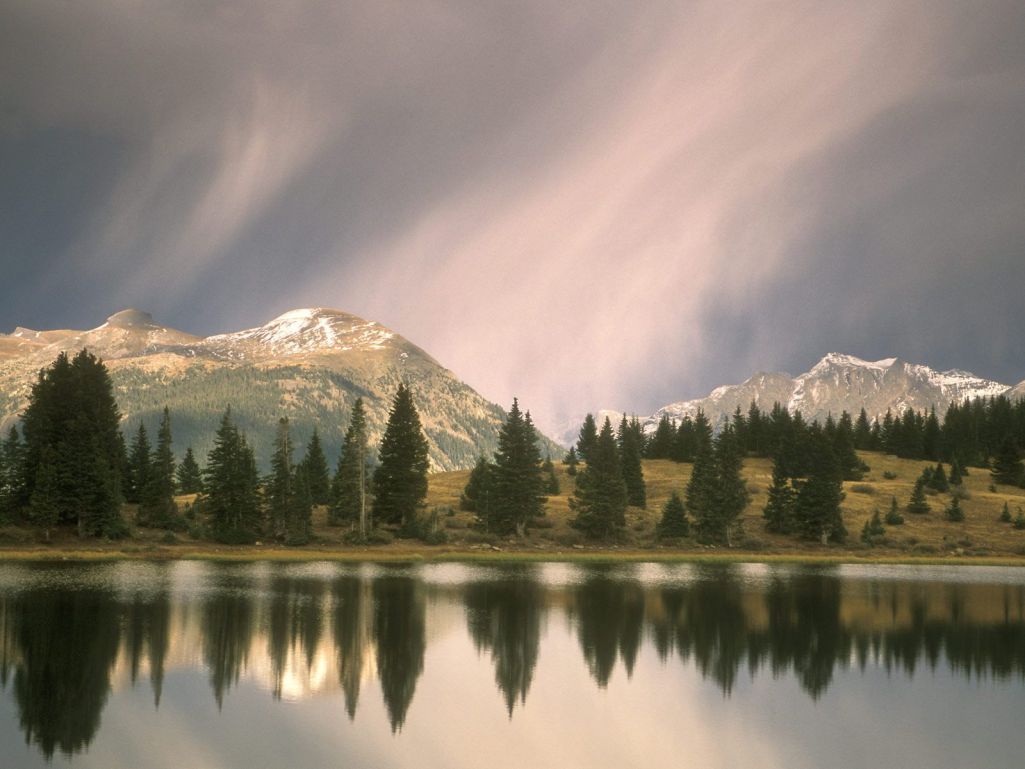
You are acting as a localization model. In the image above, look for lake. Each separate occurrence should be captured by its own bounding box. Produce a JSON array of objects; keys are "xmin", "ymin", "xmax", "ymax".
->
[{"xmin": 0, "ymin": 560, "xmax": 1023, "ymax": 768}]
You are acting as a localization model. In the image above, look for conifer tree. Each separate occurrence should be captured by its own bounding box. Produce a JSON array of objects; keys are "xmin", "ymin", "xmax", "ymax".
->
[
  {"xmin": 853, "ymin": 409, "xmax": 873, "ymax": 450},
  {"xmin": 618, "ymin": 416, "xmax": 646, "ymax": 509},
  {"xmin": 999, "ymin": 502, "xmax": 1012, "ymax": 523},
  {"xmin": 331, "ymin": 398, "xmax": 372, "ymax": 534},
  {"xmin": 647, "ymin": 415, "xmax": 676, "ymax": 460},
  {"xmin": 542, "ymin": 457, "xmax": 560, "ymax": 495},
  {"xmin": 268, "ymin": 417, "xmax": 296, "ymax": 540},
  {"xmin": 792, "ymin": 432, "xmax": 845, "ymax": 544},
  {"xmin": 203, "ymin": 408, "xmax": 261, "ymax": 543},
  {"xmin": 301, "ymin": 428, "xmax": 331, "ymax": 506},
  {"xmin": 948, "ymin": 458, "xmax": 963, "ymax": 487},
  {"xmin": 490, "ymin": 399, "xmax": 546, "ymax": 537},
  {"xmin": 884, "ymin": 496, "xmax": 905, "ymax": 525},
  {"xmin": 0, "ymin": 426, "xmax": 24, "ymax": 521},
  {"xmin": 570, "ymin": 418, "xmax": 626, "ymax": 540},
  {"xmin": 860, "ymin": 510, "xmax": 885, "ymax": 544},
  {"xmin": 287, "ymin": 463, "xmax": 312, "ymax": 545},
  {"xmin": 460, "ymin": 456, "xmax": 495, "ymax": 515},
  {"xmin": 928, "ymin": 462, "xmax": 949, "ymax": 492},
  {"xmin": 126, "ymin": 423, "xmax": 153, "ymax": 505},
  {"xmin": 139, "ymin": 407, "xmax": 177, "ymax": 529},
  {"xmin": 176, "ymin": 447, "xmax": 203, "ymax": 494},
  {"xmin": 28, "ymin": 445, "xmax": 60, "ymax": 540},
  {"xmin": 707, "ymin": 425, "xmax": 749, "ymax": 546},
  {"xmin": 834, "ymin": 412, "xmax": 864, "ymax": 481},
  {"xmin": 576, "ymin": 414, "xmax": 598, "ymax": 463},
  {"xmin": 1015, "ymin": 512, "xmax": 1025, "ymax": 530},
  {"xmin": 763, "ymin": 458, "xmax": 795, "ymax": 534},
  {"xmin": 906, "ymin": 479, "xmax": 931, "ymax": 515},
  {"xmin": 372, "ymin": 384, "xmax": 430, "ymax": 530},
  {"xmin": 944, "ymin": 496, "xmax": 965, "ymax": 522},
  {"xmin": 656, "ymin": 491, "xmax": 690, "ymax": 539},
  {"xmin": 563, "ymin": 446, "xmax": 579, "ymax": 476},
  {"xmin": 991, "ymin": 436, "xmax": 1024, "ymax": 486},
  {"xmin": 684, "ymin": 423, "xmax": 718, "ymax": 543}
]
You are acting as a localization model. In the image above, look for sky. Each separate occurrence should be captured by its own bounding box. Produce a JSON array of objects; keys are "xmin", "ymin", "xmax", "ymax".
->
[{"xmin": 2, "ymin": 0, "xmax": 1025, "ymax": 432}]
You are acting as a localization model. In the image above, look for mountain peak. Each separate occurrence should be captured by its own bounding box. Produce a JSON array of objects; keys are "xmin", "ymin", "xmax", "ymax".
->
[
  {"xmin": 105, "ymin": 309, "xmax": 156, "ymax": 329},
  {"xmin": 812, "ymin": 352, "xmax": 896, "ymax": 372}
]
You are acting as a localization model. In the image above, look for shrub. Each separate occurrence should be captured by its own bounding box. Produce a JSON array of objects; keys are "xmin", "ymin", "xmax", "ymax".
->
[
  {"xmin": 884, "ymin": 497, "xmax": 904, "ymax": 526},
  {"xmin": 882, "ymin": 471, "xmax": 898, "ymax": 480},
  {"xmin": 949, "ymin": 486, "xmax": 971, "ymax": 501},
  {"xmin": 999, "ymin": 502, "xmax": 1012, "ymax": 523},
  {"xmin": 850, "ymin": 483, "xmax": 875, "ymax": 495},
  {"xmin": 1015, "ymin": 513, "xmax": 1025, "ymax": 531}
]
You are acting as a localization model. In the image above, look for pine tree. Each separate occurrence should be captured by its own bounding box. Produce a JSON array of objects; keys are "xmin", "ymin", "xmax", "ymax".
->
[
  {"xmin": 685, "ymin": 424, "xmax": 718, "ymax": 543},
  {"xmin": 853, "ymin": 409, "xmax": 873, "ymax": 450},
  {"xmin": 372, "ymin": 384, "xmax": 430, "ymax": 530},
  {"xmin": 28, "ymin": 445, "xmax": 60, "ymax": 540},
  {"xmin": 656, "ymin": 491, "xmax": 690, "ymax": 539},
  {"xmin": 999, "ymin": 502, "xmax": 1012, "ymax": 523},
  {"xmin": 460, "ymin": 457, "xmax": 495, "ymax": 515},
  {"xmin": 617, "ymin": 416, "xmax": 646, "ymax": 509},
  {"xmin": 948, "ymin": 458, "xmax": 963, "ymax": 487},
  {"xmin": 834, "ymin": 412, "xmax": 864, "ymax": 481},
  {"xmin": 0, "ymin": 426, "xmax": 24, "ymax": 521},
  {"xmin": 991, "ymin": 436, "xmax": 1024, "ymax": 486},
  {"xmin": 763, "ymin": 458, "xmax": 795, "ymax": 534},
  {"xmin": 202, "ymin": 408, "xmax": 261, "ymax": 543},
  {"xmin": 860, "ymin": 510, "xmax": 885, "ymax": 544},
  {"xmin": 792, "ymin": 432, "xmax": 846, "ymax": 544},
  {"xmin": 906, "ymin": 479, "xmax": 931, "ymax": 515},
  {"xmin": 944, "ymin": 496, "xmax": 965, "ymax": 522},
  {"xmin": 927, "ymin": 462, "xmax": 949, "ymax": 492},
  {"xmin": 563, "ymin": 446, "xmax": 579, "ymax": 476},
  {"xmin": 176, "ymin": 447, "xmax": 203, "ymax": 494},
  {"xmin": 709, "ymin": 426, "xmax": 749, "ymax": 546},
  {"xmin": 287, "ymin": 463, "xmax": 312, "ymax": 545},
  {"xmin": 331, "ymin": 398, "xmax": 372, "ymax": 534},
  {"xmin": 570, "ymin": 418, "xmax": 626, "ymax": 540},
  {"xmin": 576, "ymin": 414, "xmax": 598, "ymax": 463},
  {"xmin": 490, "ymin": 399, "xmax": 546, "ymax": 537},
  {"xmin": 126, "ymin": 423, "xmax": 153, "ymax": 505},
  {"xmin": 301, "ymin": 428, "xmax": 331, "ymax": 506},
  {"xmin": 268, "ymin": 418, "xmax": 296, "ymax": 540},
  {"xmin": 884, "ymin": 496, "xmax": 905, "ymax": 525},
  {"xmin": 1014, "ymin": 512, "xmax": 1025, "ymax": 530},
  {"xmin": 647, "ymin": 415, "xmax": 675, "ymax": 460},
  {"xmin": 542, "ymin": 457, "xmax": 560, "ymax": 495},
  {"xmin": 139, "ymin": 407, "xmax": 178, "ymax": 529}
]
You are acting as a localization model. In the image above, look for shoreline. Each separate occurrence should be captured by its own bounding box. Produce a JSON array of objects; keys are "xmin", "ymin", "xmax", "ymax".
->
[{"xmin": 1, "ymin": 544, "xmax": 1024, "ymax": 567}]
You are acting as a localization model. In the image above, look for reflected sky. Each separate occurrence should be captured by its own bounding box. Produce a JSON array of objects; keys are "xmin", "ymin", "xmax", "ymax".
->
[{"xmin": 0, "ymin": 561, "xmax": 1023, "ymax": 768}]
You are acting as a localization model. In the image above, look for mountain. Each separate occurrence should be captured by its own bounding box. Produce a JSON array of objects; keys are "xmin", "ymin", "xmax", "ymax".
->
[
  {"xmin": 0, "ymin": 308, "xmax": 557, "ymax": 471},
  {"xmin": 585, "ymin": 353, "xmax": 1014, "ymax": 438}
]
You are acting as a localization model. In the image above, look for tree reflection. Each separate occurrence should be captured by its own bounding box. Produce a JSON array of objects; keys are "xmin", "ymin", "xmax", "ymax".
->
[
  {"xmin": 332, "ymin": 575, "xmax": 372, "ymax": 720},
  {"xmin": 572, "ymin": 568, "xmax": 646, "ymax": 688},
  {"xmin": 202, "ymin": 583, "xmax": 255, "ymax": 708},
  {"xmin": 464, "ymin": 566, "xmax": 543, "ymax": 715},
  {"xmin": 373, "ymin": 575, "xmax": 425, "ymax": 732}
]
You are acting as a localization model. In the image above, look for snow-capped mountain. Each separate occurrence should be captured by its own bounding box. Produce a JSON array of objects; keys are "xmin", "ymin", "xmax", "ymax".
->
[
  {"xmin": 0, "ymin": 308, "xmax": 554, "ymax": 471},
  {"xmin": 588, "ymin": 353, "xmax": 1015, "ymax": 438}
]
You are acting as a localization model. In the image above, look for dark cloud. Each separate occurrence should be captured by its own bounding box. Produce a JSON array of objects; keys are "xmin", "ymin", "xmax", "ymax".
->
[{"xmin": 1, "ymin": 1, "xmax": 1024, "ymax": 430}]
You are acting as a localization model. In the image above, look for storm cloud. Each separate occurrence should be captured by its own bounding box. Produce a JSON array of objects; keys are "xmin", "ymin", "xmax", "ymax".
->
[{"xmin": 2, "ymin": 0, "xmax": 1024, "ymax": 431}]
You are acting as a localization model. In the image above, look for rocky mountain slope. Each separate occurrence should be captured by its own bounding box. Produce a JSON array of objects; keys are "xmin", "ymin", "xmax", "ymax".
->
[
  {"xmin": 0, "ymin": 308, "xmax": 557, "ymax": 471},
  {"xmin": 583, "ymin": 353, "xmax": 1015, "ymax": 440}
]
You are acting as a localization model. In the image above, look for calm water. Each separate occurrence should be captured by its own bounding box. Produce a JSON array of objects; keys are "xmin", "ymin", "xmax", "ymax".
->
[{"xmin": 0, "ymin": 561, "xmax": 1023, "ymax": 768}]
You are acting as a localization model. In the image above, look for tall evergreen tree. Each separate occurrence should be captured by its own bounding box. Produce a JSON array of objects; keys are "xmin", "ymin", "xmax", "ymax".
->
[
  {"xmin": 139, "ymin": 407, "xmax": 177, "ymax": 529},
  {"xmin": 944, "ymin": 495, "xmax": 965, "ymax": 522},
  {"xmin": 126, "ymin": 423, "xmax": 152, "ymax": 505},
  {"xmin": 28, "ymin": 445, "xmax": 60, "ymax": 540},
  {"xmin": 287, "ymin": 462, "xmax": 313, "ymax": 545},
  {"xmin": 268, "ymin": 418, "xmax": 296, "ymax": 540},
  {"xmin": 763, "ymin": 458, "xmax": 795, "ymax": 534},
  {"xmin": 991, "ymin": 435, "xmax": 1024, "ymax": 486},
  {"xmin": 617, "ymin": 416, "xmax": 646, "ymax": 508},
  {"xmin": 176, "ymin": 447, "xmax": 203, "ymax": 494},
  {"xmin": 372, "ymin": 385, "xmax": 430, "ymax": 530},
  {"xmin": 906, "ymin": 479, "xmax": 931, "ymax": 515},
  {"xmin": 300, "ymin": 428, "xmax": 331, "ymax": 506},
  {"xmin": 490, "ymin": 399, "xmax": 546, "ymax": 537},
  {"xmin": 685, "ymin": 423, "xmax": 718, "ymax": 543},
  {"xmin": 576, "ymin": 414, "xmax": 599, "ymax": 463},
  {"xmin": 563, "ymin": 446, "xmax": 579, "ymax": 476},
  {"xmin": 570, "ymin": 418, "xmax": 627, "ymax": 540},
  {"xmin": 792, "ymin": 432, "xmax": 845, "ymax": 544},
  {"xmin": 647, "ymin": 415, "xmax": 676, "ymax": 460},
  {"xmin": 0, "ymin": 426, "xmax": 24, "ymax": 521},
  {"xmin": 460, "ymin": 457, "xmax": 495, "ymax": 515},
  {"xmin": 331, "ymin": 398, "xmax": 372, "ymax": 534},
  {"xmin": 927, "ymin": 462, "xmax": 949, "ymax": 492},
  {"xmin": 701, "ymin": 425, "xmax": 748, "ymax": 546},
  {"xmin": 853, "ymin": 409, "xmax": 873, "ymax": 451},
  {"xmin": 202, "ymin": 408, "xmax": 261, "ymax": 543},
  {"xmin": 542, "ymin": 457, "xmax": 560, "ymax": 495}
]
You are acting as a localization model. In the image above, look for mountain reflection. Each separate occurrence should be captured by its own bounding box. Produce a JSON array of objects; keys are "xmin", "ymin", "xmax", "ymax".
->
[{"xmin": 0, "ymin": 562, "xmax": 1023, "ymax": 759}]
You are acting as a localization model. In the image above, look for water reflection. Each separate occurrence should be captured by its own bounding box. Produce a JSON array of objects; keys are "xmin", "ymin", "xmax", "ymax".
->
[{"xmin": 0, "ymin": 561, "xmax": 1023, "ymax": 762}]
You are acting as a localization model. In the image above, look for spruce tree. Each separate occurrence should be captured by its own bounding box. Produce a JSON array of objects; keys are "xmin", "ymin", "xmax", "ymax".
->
[
  {"xmin": 928, "ymin": 462, "xmax": 949, "ymax": 492},
  {"xmin": 576, "ymin": 414, "xmax": 598, "ymax": 464},
  {"xmin": 999, "ymin": 502, "xmax": 1012, "ymax": 523},
  {"xmin": 0, "ymin": 426, "xmax": 24, "ymax": 521},
  {"xmin": 331, "ymin": 397, "xmax": 372, "ymax": 534},
  {"xmin": 948, "ymin": 458, "xmax": 963, "ymax": 487},
  {"xmin": 563, "ymin": 447, "xmax": 579, "ymax": 476},
  {"xmin": 490, "ymin": 399, "xmax": 546, "ymax": 537},
  {"xmin": 709, "ymin": 425, "xmax": 749, "ymax": 546},
  {"xmin": 763, "ymin": 458, "xmax": 795, "ymax": 534},
  {"xmin": 542, "ymin": 457, "xmax": 560, "ymax": 495},
  {"xmin": 853, "ymin": 409, "xmax": 873, "ymax": 450},
  {"xmin": 460, "ymin": 456, "xmax": 495, "ymax": 515},
  {"xmin": 834, "ymin": 412, "xmax": 864, "ymax": 481},
  {"xmin": 139, "ymin": 407, "xmax": 177, "ymax": 529},
  {"xmin": 906, "ymin": 479, "xmax": 931, "ymax": 515},
  {"xmin": 126, "ymin": 423, "xmax": 152, "ymax": 505},
  {"xmin": 684, "ymin": 424, "xmax": 718, "ymax": 543},
  {"xmin": 991, "ymin": 436, "xmax": 1024, "ymax": 486},
  {"xmin": 28, "ymin": 445, "xmax": 60, "ymax": 540},
  {"xmin": 301, "ymin": 428, "xmax": 331, "ymax": 506},
  {"xmin": 372, "ymin": 384, "xmax": 430, "ymax": 530},
  {"xmin": 1015, "ymin": 512, "xmax": 1025, "ymax": 530},
  {"xmin": 860, "ymin": 510, "xmax": 885, "ymax": 544},
  {"xmin": 884, "ymin": 496, "xmax": 905, "ymax": 525},
  {"xmin": 268, "ymin": 418, "xmax": 296, "ymax": 540},
  {"xmin": 570, "ymin": 418, "xmax": 626, "ymax": 540},
  {"xmin": 287, "ymin": 463, "xmax": 312, "ymax": 545},
  {"xmin": 202, "ymin": 408, "xmax": 261, "ymax": 543},
  {"xmin": 648, "ymin": 415, "xmax": 675, "ymax": 460},
  {"xmin": 656, "ymin": 491, "xmax": 690, "ymax": 539},
  {"xmin": 176, "ymin": 448, "xmax": 203, "ymax": 494},
  {"xmin": 792, "ymin": 432, "xmax": 846, "ymax": 544},
  {"xmin": 617, "ymin": 416, "xmax": 646, "ymax": 508},
  {"xmin": 944, "ymin": 496, "xmax": 965, "ymax": 522}
]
